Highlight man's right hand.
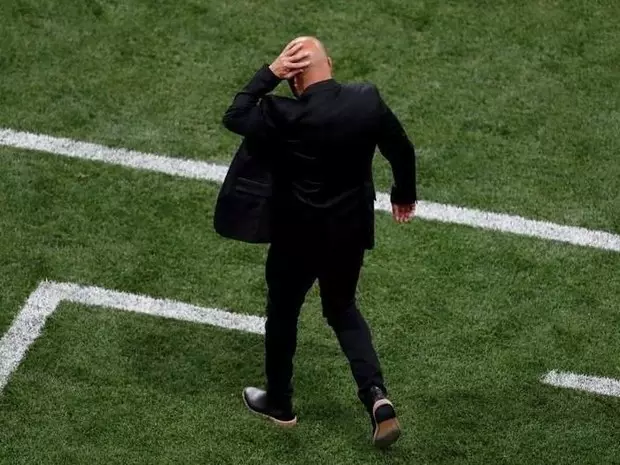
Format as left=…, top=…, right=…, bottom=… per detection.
left=269, top=40, right=311, bottom=80
left=392, top=203, right=416, bottom=223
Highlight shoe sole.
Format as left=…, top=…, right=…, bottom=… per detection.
left=242, top=392, right=298, bottom=428
left=372, top=399, right=401, bottom=448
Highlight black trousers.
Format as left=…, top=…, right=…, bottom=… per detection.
left=263, top=228, right=386, bottom=408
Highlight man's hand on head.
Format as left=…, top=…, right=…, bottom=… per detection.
left=392, top=203, right=416, bottom=223
left=269, top=40, right=311, bottom=80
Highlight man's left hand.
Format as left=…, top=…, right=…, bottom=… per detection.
left=392, top=203, right=416, bottom=223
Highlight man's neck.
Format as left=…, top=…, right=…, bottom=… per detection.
left=300, top=75, right=333, bottom=94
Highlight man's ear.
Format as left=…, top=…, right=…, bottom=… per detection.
left=288, top=78, right=299, bottom=98
left=328, top=57, right=333, bottom=70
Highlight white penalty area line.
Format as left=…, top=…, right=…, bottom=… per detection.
left=542, top=370, right=620, bottom=398
left=2, top=283, right=619, bottom=400
left=1, top=127, right=619, bottom=253
left=0, top=281, right=265, bottom=393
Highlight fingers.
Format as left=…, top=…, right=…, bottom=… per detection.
left=283, top=38, right=304, bottom=53
left=392, top=204, right=416, bottom=223
left=283, top=41, right=305, bottom=56
left=392, top=205, right=404, bottom=223
left=278, top=49, right=311, bottom=78
left=289, top=48, right=311, bottom=61
left=281, top=42, right=306, bottom=63
left=270, top=40, right=311, bottom=79
left=282, top=47, right=311, bottom=67
left=283, top=58, right=311, bottom=69
left=282, top=68, right=305, bottom=79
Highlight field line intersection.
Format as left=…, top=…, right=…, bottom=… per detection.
left=0, top=128, right=618, bottom=400
left=1, top=282, right=618, bottom=399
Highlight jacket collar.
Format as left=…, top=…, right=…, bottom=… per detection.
left=300, top=79, right=340, bottom=99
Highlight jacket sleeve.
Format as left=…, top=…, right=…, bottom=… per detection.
left=222, top=65, right=282, bottom=139
left=375, top=89, right=417, bottom=205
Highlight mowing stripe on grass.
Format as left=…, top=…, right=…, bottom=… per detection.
left=1, top=127, right=619, bottom=252
left=0, top=281, right=265, bottom=393
left=542, top=370, right=620, bottom=398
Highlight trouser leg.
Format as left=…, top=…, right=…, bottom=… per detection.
left=317, top=243, right=386, bottom=406
left=264, top=241, right=315, bottom=402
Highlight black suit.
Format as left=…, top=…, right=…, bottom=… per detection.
left=214, top=137, right=274, bottom=244
left=222, top=65, right=416, bottom=408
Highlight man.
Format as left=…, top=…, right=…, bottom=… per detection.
left=222, top=37, right=417, bottom=448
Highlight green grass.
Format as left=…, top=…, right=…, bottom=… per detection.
left=0, top=149, right=619, bottom=464
left=1, top=0, right=619, bottom=463
left=1, top=0, right=619, bottom=231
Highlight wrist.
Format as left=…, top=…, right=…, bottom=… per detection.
left=267, top=63, right=281, bottom=80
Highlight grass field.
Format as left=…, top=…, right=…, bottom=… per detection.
left=1, top=0, right=619, bottom=464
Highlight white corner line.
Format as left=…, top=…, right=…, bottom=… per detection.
left=1, top=127, right=619, bottom=252
left=541, top=370, right=620, bottom=398
left=0, top=281, right=265, bottom=394
left=3, top=283, right=620, bottom=400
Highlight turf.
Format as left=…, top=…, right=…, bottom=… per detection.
left=0, top=149, right=619, bottom=464
left=1, top=0, right=619, bottom=463
left=1, top=0, right=619, bottom=231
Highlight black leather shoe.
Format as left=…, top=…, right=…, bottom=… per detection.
left=368, top=386, right=401, bottom=448
left=242, top=387, right=297, bottom=427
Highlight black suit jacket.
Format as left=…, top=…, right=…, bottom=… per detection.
left=213, top=137, right=274, bottom=243
left=215, top=65, right=417, bottom=249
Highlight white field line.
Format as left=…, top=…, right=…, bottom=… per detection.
left=1, top=127, right=619, bottom=252
left=542, top=370, right=620, bottom=398
left=0, top=281, right=265, bottom=393
left=2, top=282, right=620, bottom=399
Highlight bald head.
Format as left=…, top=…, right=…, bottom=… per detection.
left=287, top=36, right=333, bottom=96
